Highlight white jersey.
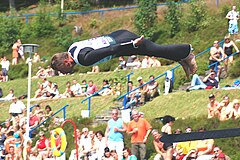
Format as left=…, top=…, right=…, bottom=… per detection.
left=68, top=36, right=115, bottom=65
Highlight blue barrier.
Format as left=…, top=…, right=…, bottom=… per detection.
left=29, top=104, right=69, bottom=137
left=3, top=1, right=189, bottom=24
left=208, top=51, right=239, bottom=68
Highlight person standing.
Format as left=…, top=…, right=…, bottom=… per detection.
left=127, top=109, right=152, bottom=160
left=105, top=109, right=127, bottom=160
left=12, top=39, right=21, bottom=65
left=1, top=56, right=10, bottom=82
left=226, top=5, right=239, bottom=40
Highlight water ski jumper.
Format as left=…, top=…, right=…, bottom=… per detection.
left=51, top=30, right=197, bottom=77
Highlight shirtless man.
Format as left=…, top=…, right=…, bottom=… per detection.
left=151, top=129, right=166, bottom=160
left=207, top=94, right=220, bottom=119
left=209, top=41, right=224, bottom=78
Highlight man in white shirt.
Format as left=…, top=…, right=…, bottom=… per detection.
left=8, top=96, right=26, bottom=126
left=226, top=5, right=239, bottom=39
left=71, top=79, right=84, bottom=96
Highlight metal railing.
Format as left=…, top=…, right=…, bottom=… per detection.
left=29, top=104, right=69, bottom=137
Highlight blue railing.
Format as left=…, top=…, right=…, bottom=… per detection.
left=4, top=1, right=190, bottom=24
left=29, top=104, right=69, bottom=137
left=208, top=51, right=239, bottom=69
left=81, top=86, right=110, bottom=117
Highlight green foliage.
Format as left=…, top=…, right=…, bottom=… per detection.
left=165, top=1, right=181, bottom=37
left=54, top=26, right=80, bottom=49
left=0, top=17, right=21, bottom=56
left=89, top=19, right=98, bottom=28
left=65, top=0, right=91, bottom=11
left=229, top=58, right=240, bottom=78
left=134, top=0, right=157, bottom=39
left=184, top=0, right=208, bottom=32
left=8, top=64, right=29, bottom=80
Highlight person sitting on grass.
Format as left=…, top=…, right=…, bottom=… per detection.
left=187, top=71, right=219, bottom=91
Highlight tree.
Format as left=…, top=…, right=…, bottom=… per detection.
left=165, top=1, right=181, bottom=37
left=134, top=0, right=157, bottom=39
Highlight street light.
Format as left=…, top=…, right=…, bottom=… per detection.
left=22, top=44, right=39, bottom=138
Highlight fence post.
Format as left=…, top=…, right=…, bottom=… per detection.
left=25, top=15, right=29, bottom=24
left=88, top=98, right=91, bottom=117
left=171, top=69, right=175, bottom=86
left=63, top=106, right=66, bottom=120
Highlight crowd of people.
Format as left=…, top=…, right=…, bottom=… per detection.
left=114, top=56, right=161, bottom=71
left=207, top=94, right=240, bottom=121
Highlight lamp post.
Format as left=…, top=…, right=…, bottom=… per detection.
left=22, top=44, right=39, bottom=138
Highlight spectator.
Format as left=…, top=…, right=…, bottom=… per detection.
left=105, top=109, right=127, bottom=160
left=115, top=56, right=127, bottom=71
left=121, top=147, right=137, bottom=160
left=137, top=76, right=150, bottom=105
left=211, top=146, right=230, bottom=160
left=187, top=71, right=219, bottom=91
left=5, top=145, right=20, bottom=160
left=226, top=5, right=239, bottom=40
left=81, top=80, right=88, bottom=93
left=18, top=44, right=24, bottom=61
left=33, top=66, right=46, bottom=79
left=29, top=112, right=39, bottom=129
left=217, top=96, right=233, bottom=121
left=231, top=99, right=240, bottom=119
left=44, top=105, right=53, bottom=118
left=126, top=55, right=137, bottom=70
left=32, top=52, right=41, bottom=63
left=45, top=65, right=55, bottom=77
left=176, top=127, right=197, bottom=160
left=95, top=131, right=107, bottom=160
left=160, top=115, right=175, bottom=160
left=35, top=131, right=49, bottom=160
left=207, top=94, right=220, bottom=119
left=88, top=65, right=100, bottom=74
left=209, top=41, right=224, bottom=79
left=195, top=128, right=214, bottom=160
left=141, top=56, right=154, bottom=68
left=1, top=56, right=10, bottom=82
left=182, top=149, right=198, bottom=160
left=151, top=129, right=166, bottom=160
left=222, top=35, right=239, bottom=74
left=61, top=81, right=74, bottom=98
left=151, top=56, right=161, bottom=67
left=122, top=81, right=140, bottom=109
left=69, top=128, right=89, bottom=160
left=127, top=109, right=152, bottom=160
left=102, top=147, right=114, bottom=160
left=12, top=39, right=21, bottom=65
left=148, top=75, right=160, bottom=99
left=110, top=150, right=118, bottom=160
left=0, top=89, right=14, bottom=102
left=85, top=80, right=98, bottom=96
left=8, top=97, right=26, bottom=126
left=99, top=80, right=112, bottom=96
left=71, top=79, right=84, bottom=97
left=13, top=125, right=24, bottom=160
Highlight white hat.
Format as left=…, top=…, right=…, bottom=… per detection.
left=137, top=77, right=142, bottom=81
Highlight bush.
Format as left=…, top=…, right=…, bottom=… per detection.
left=134, top=0, right=157, bottom=39
left=0, top=17, right=21, bottom=56
left=165, top=1, right=181, bottom=37
left=229, top=57, right=240, bottom=78
left=183, top=0, right=208, bottom=32
left=8, top=64, right=28, bottom=80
